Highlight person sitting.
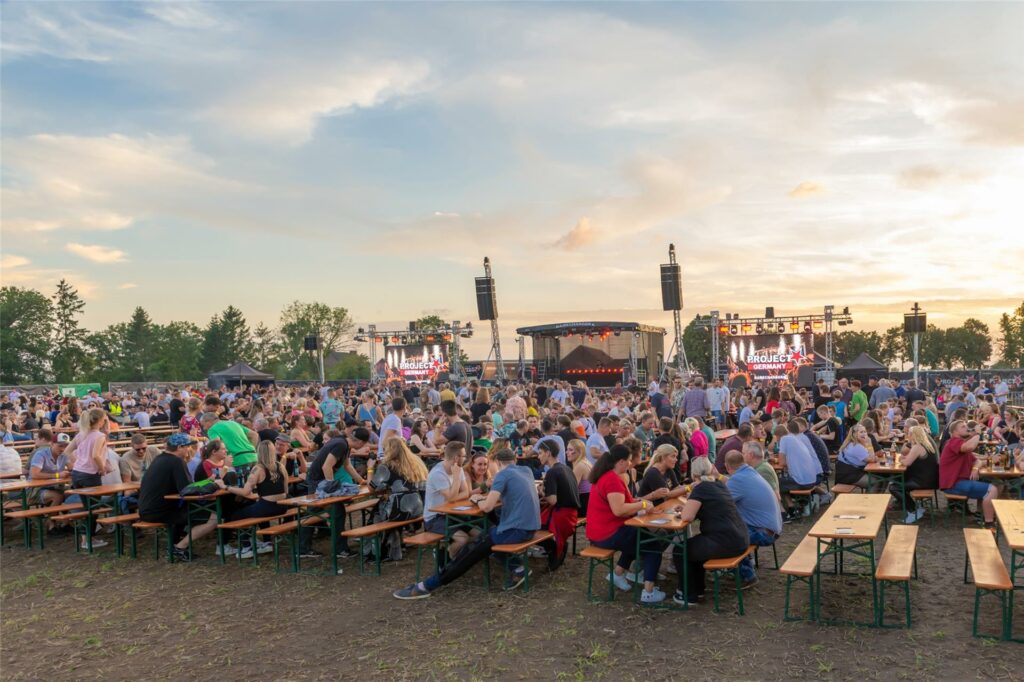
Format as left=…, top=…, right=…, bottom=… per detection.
left=137, top=433, right=224, bottom=562
left=669, top=456, right=750, bottom=605
left=743, top=441, right=780, bottom=502
left=567, top=438, right=592, bottom=517
left=638, top=444, right=687, bottom=501
left=424, top=442, right=473, bottom=559
left=221, top=440, right=290, bottom=558
left=28, top=431, right=71, bottom=515
left=393, top=447, right=540, bottom=599
left=894, top=425, right=940, bottom=524
left=777, top=419, right=823, bottom=521
left=118, top=433, right=160, bottom=513
left=366, top=437, right=428, bottom=562
left=297, top=427, right=370, bottom=559
left=584, top=445, right=666, bottom=603
left=715, top=423, right=753, bottom=475
left=194, top=439, right=230, bottom=482
left=536, top=439, right=580, bottom=570
left=684, top=418, right=709, bottom=459
left=939, top=419, right=998, bottom=529
left=723, top=450, right=782, bottom=588
left=834, top=423, right=877, bottom=490
left=464, top=451, right=489, bottom=494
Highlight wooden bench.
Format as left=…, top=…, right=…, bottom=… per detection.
left=571, top=517, right=587, bottom=555
left=788, top=489, right=817, bottom=516
left=830, top=483, right=860, bottom=495
left=97, top=513, right=140, bottom=557
left=875, top=525, right=919, bottom=628
left=704, top=546, right=756, bottom=615
left=402, top=531, right=445, bottom=581
left=257, top=516, right=325, bottom=574
left=964, top=528, right=1015, bottom=641
left=909, top=489, right=939, bottom=524
left=943, top=492, right=970, bottom=526
left=51, top=506, right=113, bottom=554
left=216, top=509, right=298, bottom=564
left=6, top=503, right=83, bottom=550
left=491, top=530, right=554, bottom=593
left=131, top=521, right=173, bottom=562
left=580, top=545, right=616, bottom=603
left=342, top=516, right=423, bottom=576
left=780, top=535, right=831, bottom=621
left=345, top=497, right=380, bottom=528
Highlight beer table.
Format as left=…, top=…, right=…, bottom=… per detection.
left=625, top=499, right=692, bottom=610
left=714, top=429, right=737, bottom=442
left=278, top=486, right=372, bottom=575
left=993, top=499, right=1024, bottom=588
left=978, top=466, right=1024, bottom=498
left=807, top=493, right=890, bottom=626
left=70, top=482, right=140, bottom=554
left=163, top=489, right=232, bottom=561
left=865, top=461, right=908, bottom=516
left=0, top=476, right=71, bottom=546
left=430, top=498, right=496, bottom=587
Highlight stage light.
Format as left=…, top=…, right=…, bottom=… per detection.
left=741, top=323, right=752, bottom=334
left=375, top=337, right=384, bottom=343
left=789, top=320, right=800, bottom=332
left=803, top=322, right=813, bottom=334
left=425, top=335, right=435, bottom=342
left=391, top=336, right=400, bottom=344
left=729, top=325, right=739, bottom=335
left=718, top=325, right=729, bottom=335
left=776, top=322, right=785, bottom=334
left=755, top=323, right=764, bottom=334
left=613, top=331, right=621, bottom=336
left=813, top=320, right=823, bottom=330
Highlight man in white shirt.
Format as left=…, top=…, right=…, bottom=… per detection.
left=992, top=376, right=1009, bottom=405
left=707, top=379, right=730, bottom=428
left=377, top=396, right=407, bottom=460
left=586, top=418, right=612, bottom=464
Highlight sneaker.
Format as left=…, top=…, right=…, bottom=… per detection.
left=672, top=590, right=699, bottom=606
left=802, top=503, right=812, bottom=517
left=527, top=545, right=548, bottom=558
left=172, top=547, right=193, bottom=563
left=741, top=577, right=758, bottom=590
left=914, top=506, right=926, bottom=522
left=256, top=542, right=273, bottom=555
left=810, top=495, right=821, bottom=512
left=221, top=544, right=238, bottom=557
left=238, top=546, right=255, bottom=559
left=783, top=511, right=799, bottom=524
left=336, top=548, right=356, bottom=559
left=81, top=539, right=108, bottom=550
left=299, top=549, right=323, bottom=559
left=606, top=572, right=632, bottom=591
left=820, top=492, right=834, bottom=505
left=903, top=509, right=918, bottom=524
left=504, top=569, right=531, bottom=591
left=393, top=584, right=432, bottom=600
left=666, top=563, right=678, bottom=575
left=641, top=588, right=666, bottom=603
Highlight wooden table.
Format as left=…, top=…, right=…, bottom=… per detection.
left=0, top=476, right=71, bottom=546
left=807, top=493, right=891, bottom=626
left=71, top=482, right=140, bottom=554
left=278, top=487, right=372, bottom=575
left=1, top=472, right=25, bottom=480
left=163, top=489, right=233, bottom=561
left=714, top=429, right=737, bottom=442
left=429, top=498, right=498, bottom=587
left=993, top=499, right=1024, bottom=588
left=979, top=467, right=1024, bottom=498
left=865, top=462, right=908, bottom=516
left=625, top=499, right=691, bottom=610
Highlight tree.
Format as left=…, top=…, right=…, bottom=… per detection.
left=51, top=279, right=88, bottom=382
left=834, top=331, right=886, bottom=366
left=881, top=326, right=911, bottom=371
left=326, top=352, right=371, bottom=380
left=86, top=323, right=133, bottom=385
left=681, top=316, right=712, bottom=377
left=124, top=307, right=156, bottom=380
left=151, top=322, right=204, bottom=380
left=251, top=322, right=284, bottom=370
left=0, top=286, right=53, bottom=383
left=279, top=301, right=355, bottom=378
left=218, top=305, right=253, bottom=366
left=946, top=318, right=992, bottom=369
left=414, top=314, right=467, bottom=369
left=997, top=302, right=1024, bottom=367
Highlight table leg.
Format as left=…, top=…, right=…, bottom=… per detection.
left=184, top=502, right=194, bottom=560
left=330, top=503, right=339, bottom=576
left=83, top=495, right=95, bottom=554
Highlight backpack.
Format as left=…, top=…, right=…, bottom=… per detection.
left=180, top=479, right=219, bottom=497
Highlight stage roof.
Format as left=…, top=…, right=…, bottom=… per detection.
left=515, top=321, right=666, bottom=336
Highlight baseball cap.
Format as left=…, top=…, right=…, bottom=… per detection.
left=55, top=433, right=71, bottom=444
left=166, top=433, right=198, bottom=448
left=275, top=434, right=292, bottom=444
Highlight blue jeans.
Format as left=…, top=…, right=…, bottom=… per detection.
left=423, top=526, right=533, bottom=591
left=711, top=410, right=724, bottom=427
left=945, top=479, right=991, bottom=500
left=591, top=525, right=665, bottom=583
left=739, top=527, right=778, bottom=581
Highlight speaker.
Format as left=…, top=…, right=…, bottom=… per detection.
left=660, top=263, right=682, bottom=311
left=904, top=313, right=927, bottom=334
left=765, top=306, right=775, bottom=319
left=304, top=335, right=318, bottom=351
left=409, top=321, right=418, bottom=332
left=475, top=276, right=497, bottom=320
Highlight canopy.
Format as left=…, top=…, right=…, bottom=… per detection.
left=207, top=362, right=274, bottom=389
left=841, top=353, right=887, bottom=370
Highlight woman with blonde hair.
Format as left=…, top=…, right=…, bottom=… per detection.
left=470, top=386, right=491, bottom=424
left=894, top=425, right=940, bottom=524
left=223, top=440, right=290, bottom=558
left=65, top=408, right=113, bottom=549
left=835, top=422, right=877, bottom=489
left=485, top=437, right=510, bottom=481
left=368, top=438, right=428, bottom=561
left=567, top=438, right=592, bottom=516
left=684, top=417, right=709, bottom=459
left=638, top=444, right=687, bottom=501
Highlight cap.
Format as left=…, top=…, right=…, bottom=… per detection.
left=412, top=407, right=422, bottom=414
left=55, top=433, right=71, bottom=444
left=166, top=433, right=198, bottom=448
left=275, top=434, right=292, bottom=444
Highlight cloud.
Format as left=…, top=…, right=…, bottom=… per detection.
left=787, top=181, right=825, bottom=198
left=1, top=254, right=31, bottom=270
left=952, top=99, right=1024, bottom=147
left=144, top=4, right=224, bottom=30
left=66, top=243, right=128, bottom=264
left=897, top=165, right=984, bottom=190
left=433, top=211, right=461, bottom=218
left=203, top=60, right=431, bottom=144
left=118, top=282, right=138, bottom=289
left=552, top=217, right=597, bottom=250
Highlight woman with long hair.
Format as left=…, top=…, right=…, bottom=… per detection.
left=464, top=451, right=490, bottom=493
left=223, top=440, right=290, bottom=558
left=357, top=391, right=383, bottom=430
left=894, top=425, right=939, bottom=523
left=639, top=444, right=687, bottom=501
left=409, top=419, right=440, bottom=457
left=470, top=387, right=491, bottom=425
left=585, top=445, right=666, bottom=603
left=485, top=437, right=511, bottom=481
left=179, top=397, right=203, bottom=437
left=567, top=438, right=592, bottom=517
left=65, top=408, right=113, bottom=549
left=368, top=438, right=429, bottom=561
left=289, top=414, right=316, bottom=456
left=834, top=423, right=877, bottom=489
left=684, top=417, right=709, bottom=460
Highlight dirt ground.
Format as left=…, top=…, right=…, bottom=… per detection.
left=2, top=511, right=1020, bottom=681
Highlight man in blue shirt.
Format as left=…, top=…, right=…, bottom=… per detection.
left=725, top=448, right=782, bottom=586
left=778, top=420, right=822, bottom=521
left=394, top=448, right=540, bottom=599
left=320, top=388, right=342, bottom=428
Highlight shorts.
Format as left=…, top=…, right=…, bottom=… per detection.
left=424, top=516, right=446, bottom=535
left=944, top=479, right=991, bottom=500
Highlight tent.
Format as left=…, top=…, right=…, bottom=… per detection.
left=836, top=352, right=889, bottom=382
left=207, top=362, right=275, bottom=389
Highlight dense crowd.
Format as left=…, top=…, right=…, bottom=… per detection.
left=1, top=372, right=1021, bottom=598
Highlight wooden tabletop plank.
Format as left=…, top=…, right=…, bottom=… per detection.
left=808, top=493, right=889, bottom=540
left=68, top=482, right=141, bottom=496
left=993, top=499, right=1024, bottom=551
left=0, top=477, right=71, bottom=492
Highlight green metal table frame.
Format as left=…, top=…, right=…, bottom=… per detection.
left=633, top=525, right=688, bottom=610
left=443, top=509, right=491, bottom=587
left=72, top=491, right=126, bottom=555
left=182, top=496, right=223, bottom=561
left=866, top=470, right=905, bottom=518
left=814, top=536, right=879, bottom=627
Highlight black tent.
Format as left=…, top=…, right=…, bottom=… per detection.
left=836, top=353, right=889, bottom=382
left=208, top=362, right=275, bottom=389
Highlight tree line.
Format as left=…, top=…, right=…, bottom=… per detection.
left=0, top=280, right=370, bottom=385
left=679, top=302, right=1024, bottom=377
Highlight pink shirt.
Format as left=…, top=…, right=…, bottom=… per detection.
left=73, top=431, right=106, bottom=474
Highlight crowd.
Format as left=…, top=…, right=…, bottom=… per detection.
left=1, top=371, right=1021, bottom=596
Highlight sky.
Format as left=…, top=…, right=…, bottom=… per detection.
left=2, top=1, right=1023, bottom=359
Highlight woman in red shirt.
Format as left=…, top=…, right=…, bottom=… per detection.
left=585, top=444, right=669, bottom=603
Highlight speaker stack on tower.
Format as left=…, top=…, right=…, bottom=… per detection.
left=303, top=335, right=318, bottom=351
left=660, top=263, right=682, bottom=311
left=475, top=276, right=498, bottom=321
left=903, top=313, right=927, bottom=334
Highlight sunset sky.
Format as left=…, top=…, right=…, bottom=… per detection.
left=2, top=2, right=1022, bottom=358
